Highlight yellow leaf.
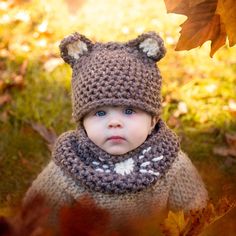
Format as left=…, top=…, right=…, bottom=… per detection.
left=161, top=211, right=189, bottom=236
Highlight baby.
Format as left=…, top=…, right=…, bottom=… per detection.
left=24, top=32, right=208, bottom=226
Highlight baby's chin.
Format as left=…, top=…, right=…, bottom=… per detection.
left=103, top=147, right=134, bottom=156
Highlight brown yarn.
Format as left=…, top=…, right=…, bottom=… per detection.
left=59, top=32, right=166, bottom=123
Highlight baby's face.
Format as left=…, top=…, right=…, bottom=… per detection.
left=83, top=106, right=157, bottom=155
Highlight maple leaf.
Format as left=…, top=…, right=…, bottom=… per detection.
left=216, top=0, right=236, bottom=46
left=59, top=195, right=111, bottom=236
left=161, top=211, right=189, bottom=236
left=185, top=197, right=236, bottom=236
left=161, top=197, right=236, bottom=236
left=164, top=0, right=236, bottom=56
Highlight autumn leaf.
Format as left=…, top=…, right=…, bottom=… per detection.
left=216, top=0, right=236, bottom=46
left=161, top=211, right=189, bottom=236
left=161, top=197, right=236, bottom=236
left=0, top=195, right=51, bottom=236
left=59, top=195, right=111, bottom=236
left=185, top=197, right=236, bottom=236
left=31, top=122, right=57, bottom=151
left=213, top=132, right=236, bottom=158
left=164, top=0, right=236, bottom=56
left=0, top=94, right=11, bottom=106
left=43, top=57, right=63, bottom=72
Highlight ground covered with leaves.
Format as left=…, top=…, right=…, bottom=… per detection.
left=0, top=0, right=236, bottom=235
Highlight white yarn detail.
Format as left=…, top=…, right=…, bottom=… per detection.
left=67, top=40, right=88, bottom=59
left=142, top=146, right=152, bottom=155
left=152, top=155, right=164, bottom=162
left=92, top=161, right=100, bottom=165
left=114, top=158, right=134, bottom=175
left=95, top=168, right=104, bottom=172
left=139, top=155, right=144, bottom=159
left=140, top=161, right=151, bottom=167
left=102, top=164, right=109, bottom=169
left=139, top=38, right=160, bottom=57
left=148, top=170, right=160, bottom=176
left=139, top=169, right=160, bottom=176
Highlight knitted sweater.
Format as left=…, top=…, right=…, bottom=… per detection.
left=24, top=130, right=208, bottom=225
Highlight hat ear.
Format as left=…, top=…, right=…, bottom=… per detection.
left=125, top=32, right=166, bottom=62
left=59, top=32, right=94, bottom=66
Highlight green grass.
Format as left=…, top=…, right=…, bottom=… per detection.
left=0, top=121, right=49, bottom=206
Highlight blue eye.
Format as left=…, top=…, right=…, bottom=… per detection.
left=95, top=110, right=106, bottom=116
left=124, top=108, right=135, bottom=115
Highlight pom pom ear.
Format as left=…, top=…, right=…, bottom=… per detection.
left=59, top=32, right=94, bottom=66
left=125, top=32, right=166, bottom=62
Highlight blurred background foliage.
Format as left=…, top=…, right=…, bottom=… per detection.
left=0, top=0, right=235, bottom=235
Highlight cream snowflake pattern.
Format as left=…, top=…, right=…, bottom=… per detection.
left=114, top=158, right=134, bottom=175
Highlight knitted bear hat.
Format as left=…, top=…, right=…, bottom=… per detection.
left=59, top=32, right=166, bottom=123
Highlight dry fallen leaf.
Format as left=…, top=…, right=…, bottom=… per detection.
left=213, top=132, right=236, bottom=158
left=161, top=197, right=236, bottom=236
left=19, top=59, right=28, bottom=76
left=31, top=122, right=57, bottom=151
left=225, top=133, right=236, bottom=147
left=173, top=101, right=188, bottom=118
left=43, top=57, right=63, bottom=72
left=185, top=197, right=236, bottom=236
left=0, top=94, right=11, bottom=106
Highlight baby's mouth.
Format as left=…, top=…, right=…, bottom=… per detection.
left=107, top=136, right=126, bottom=141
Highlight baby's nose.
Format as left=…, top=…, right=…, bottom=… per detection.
left=108, top=118, right=123, bottom=128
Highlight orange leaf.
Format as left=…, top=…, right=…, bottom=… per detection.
left=176, top=1, right=225, bottom=56
left=161, top=197, right=235, bottom=236
left=216, top=0, right=236, bottom=46
left=164, top=0, right=236, bottom=56
left=184, top=197, right=235, bottom=236
left=164, top=0, right=190, bottom=14
left=0, top=195, right=51, bottom=236
left=59, top=195, right=111, bottom=236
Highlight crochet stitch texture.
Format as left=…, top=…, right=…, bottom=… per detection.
left=53, top=120, right=179, bottom=194
left=59, top=32, right=166, bottom=123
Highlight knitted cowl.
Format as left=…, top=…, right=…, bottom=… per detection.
left=53, top=119, right=180, bottom=194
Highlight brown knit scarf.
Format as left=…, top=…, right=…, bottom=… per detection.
left=53, top=120, right=180, bottom=194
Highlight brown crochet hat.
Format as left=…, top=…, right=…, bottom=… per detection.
left=59, top=31, right=166, bottom=123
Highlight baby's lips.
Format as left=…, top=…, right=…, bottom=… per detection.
left=107, top=136, right=125, bottom=140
